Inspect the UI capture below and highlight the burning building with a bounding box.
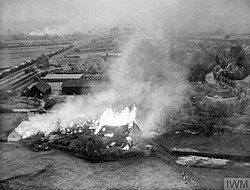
[16,105,150,161]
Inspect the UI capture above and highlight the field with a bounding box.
[0,143,191,190]
[157,132,250,156]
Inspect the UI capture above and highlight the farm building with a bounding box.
[7,129,22,142]
[205,89,237,102]
[37,54,49,70]
[61,79,91,95]
[26,80,51,99]
[61,79,109,95]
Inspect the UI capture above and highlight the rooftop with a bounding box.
[42,74,83,80]
[24,80,51,93]
[243,75,250,84]
[35,80,51,93]
[62,79,110,88]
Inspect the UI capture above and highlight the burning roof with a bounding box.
[16,104,139,140]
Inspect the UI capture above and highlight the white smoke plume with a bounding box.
[28,26,69,36]
[106,32,189,134]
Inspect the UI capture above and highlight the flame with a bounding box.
[94,105,137,134]
[15,104,138,143]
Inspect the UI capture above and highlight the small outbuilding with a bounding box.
[26,80,51,99]
[7,129,22,142]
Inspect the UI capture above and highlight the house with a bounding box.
[37,54,49,70]
[26,80,51,99]
[205,89,238,102]
[7,129,22,142]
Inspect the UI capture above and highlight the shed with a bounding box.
[205,89,237,102]
[7,129,22,142]
[26,80,51,99]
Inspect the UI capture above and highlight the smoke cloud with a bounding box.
[106,32,189,134]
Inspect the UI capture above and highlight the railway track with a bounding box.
[0,71,40,96]
[150,138,212,190]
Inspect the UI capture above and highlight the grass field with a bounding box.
[0,143,191,190]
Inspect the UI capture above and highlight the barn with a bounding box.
[26,80,51,99]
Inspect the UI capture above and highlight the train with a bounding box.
[0,44,73,79]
